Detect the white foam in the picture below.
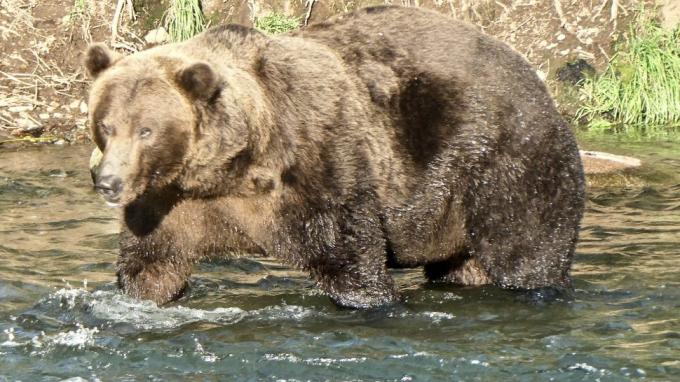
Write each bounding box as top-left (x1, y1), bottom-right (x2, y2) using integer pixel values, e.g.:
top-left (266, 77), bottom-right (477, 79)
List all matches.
top-left (263, 353), bottom-right (366, 366)
top-left (568, 363), bottom-right (607, 375)
top-left (194, 338), bottom-right (218, 363)
top-left (264, 353), bottom-right (302, 363)
top-left (88, 291), bottom-right (246, 330)
top-left (303, 356), bottom-right (367, 366)
top-left (1, 327), bottom-right (20, 347)
top-left (421, 311), bottom-right (455, 323)
top-left (469, 359), bottom-right (490, 367)
top-left (45, 287), bottom-right (318, 331)
top-left (254, 304), bottom-right (314, 321)
top-left (49, 324), bottom-right (98, 349)
top-left (52, 286), bottom-right (87, 310)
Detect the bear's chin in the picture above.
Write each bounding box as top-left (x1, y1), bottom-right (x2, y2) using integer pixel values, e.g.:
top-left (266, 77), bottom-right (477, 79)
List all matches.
top-left (101, 189), bottom-right (145, 209)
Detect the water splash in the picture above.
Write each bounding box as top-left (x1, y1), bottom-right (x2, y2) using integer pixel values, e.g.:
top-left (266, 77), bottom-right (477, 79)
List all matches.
top-left (40, 287), bottom-right (321, 331)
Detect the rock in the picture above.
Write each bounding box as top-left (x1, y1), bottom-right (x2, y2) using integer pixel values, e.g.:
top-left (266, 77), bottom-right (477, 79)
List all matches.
top-left (39, 113), bottom-right (50, 120)
top-left (69, 100), bottom-right (79, 109)
top-left (76, 117), bottom-right (87, 130)
top-left (8, 105), bottom-right (32, 113)
top-left (536, 69), bottom-right (547, 82)
top-left (580, 151), bottom-right (641, 175)
top-left (144, 27), bottom-right (169, 45)
top-left (575, 49), bottom-right (595, 61)
top-left (79, 101), bottom-right (88, 114)
top-left (16, 117), bottom-right (40, 131)
top-left (556, 59), bottom-right (595, 85)
top-left (575, 27), bottom-right (599, 45)
top-left (201, 0), bottom-right (223, 15)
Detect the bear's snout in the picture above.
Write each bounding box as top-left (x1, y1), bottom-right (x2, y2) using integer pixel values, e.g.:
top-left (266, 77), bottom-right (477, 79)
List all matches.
top-left (94, 174), bottom-right (123, 205)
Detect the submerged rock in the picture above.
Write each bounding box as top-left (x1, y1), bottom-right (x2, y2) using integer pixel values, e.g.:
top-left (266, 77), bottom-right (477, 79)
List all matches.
top-left (580, 150), bottom-right (645, 188)
top-left (580, 151), bottom-right (641, 175)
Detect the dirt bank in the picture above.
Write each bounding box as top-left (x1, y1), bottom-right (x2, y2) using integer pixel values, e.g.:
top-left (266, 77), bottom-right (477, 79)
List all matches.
top-left (0, 0), bottom-right (654, 144)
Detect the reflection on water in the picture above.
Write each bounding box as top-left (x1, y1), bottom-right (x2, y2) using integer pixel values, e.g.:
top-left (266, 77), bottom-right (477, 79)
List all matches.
top-left (0, 143), bottom-right (679, 380)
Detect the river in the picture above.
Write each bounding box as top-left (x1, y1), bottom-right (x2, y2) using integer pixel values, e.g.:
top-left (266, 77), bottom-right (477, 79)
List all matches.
top-left (0, 142), bottom-right (678, 380)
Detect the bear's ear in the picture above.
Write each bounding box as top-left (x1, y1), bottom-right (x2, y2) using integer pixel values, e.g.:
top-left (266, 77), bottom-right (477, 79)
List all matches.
top-left (84, 43), bottom-right (121, 78)
top-left (176, 62), bottom-right (221, 101)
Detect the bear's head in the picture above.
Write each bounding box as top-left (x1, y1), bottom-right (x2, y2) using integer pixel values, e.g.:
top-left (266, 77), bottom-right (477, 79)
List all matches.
top-left (85, 44), bottom-right (272, 206)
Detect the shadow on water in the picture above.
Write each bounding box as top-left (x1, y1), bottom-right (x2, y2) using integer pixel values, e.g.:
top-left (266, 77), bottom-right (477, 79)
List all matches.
top-left (0, 142), bottom-right (679, 380)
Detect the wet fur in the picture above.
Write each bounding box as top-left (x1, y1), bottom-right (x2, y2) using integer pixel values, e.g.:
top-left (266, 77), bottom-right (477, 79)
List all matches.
top-left (87, 6), bottom-right (585, 307)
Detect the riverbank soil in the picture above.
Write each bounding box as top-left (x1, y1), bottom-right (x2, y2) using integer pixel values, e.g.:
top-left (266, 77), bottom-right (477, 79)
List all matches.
top-left (0, 0), bottom-right (656, 143)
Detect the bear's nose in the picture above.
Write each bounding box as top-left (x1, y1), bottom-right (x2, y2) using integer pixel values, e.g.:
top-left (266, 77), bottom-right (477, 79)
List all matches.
top-left (94, 175), bottom-right (122, 200)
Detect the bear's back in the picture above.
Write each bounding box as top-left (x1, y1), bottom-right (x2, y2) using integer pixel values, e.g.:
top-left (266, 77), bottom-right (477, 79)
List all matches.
top-left (294, 6), bottom-right (568, 171)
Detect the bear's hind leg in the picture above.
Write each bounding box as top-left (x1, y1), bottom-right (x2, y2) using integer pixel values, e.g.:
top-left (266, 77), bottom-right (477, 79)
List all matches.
top-left (424, 252), bottom-right (492, 286)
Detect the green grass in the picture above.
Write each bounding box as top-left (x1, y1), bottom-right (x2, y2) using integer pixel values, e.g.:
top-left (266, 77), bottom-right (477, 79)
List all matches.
top-left (72, 0), bottom-right (86, 14)
top-left (164, 0), bottom-right (206, 42)
top-left (254, 13), bottom-right (300, 35)
top-left (576, 13), bottom-right (680, 140)
top-left (70, 0), bottom-right (89, 19)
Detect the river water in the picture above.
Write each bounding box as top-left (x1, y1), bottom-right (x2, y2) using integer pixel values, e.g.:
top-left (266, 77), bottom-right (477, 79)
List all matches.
top-left (0, 143), bottom-right (678, 381)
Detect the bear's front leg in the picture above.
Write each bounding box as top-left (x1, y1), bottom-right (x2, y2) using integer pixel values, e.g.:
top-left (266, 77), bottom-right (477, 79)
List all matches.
top-left (301, 205), bottom-right (400, 309)
top-left (317, 254), bottom-right (399, 309)
top-left (116, 230), bottom-right (194, 305)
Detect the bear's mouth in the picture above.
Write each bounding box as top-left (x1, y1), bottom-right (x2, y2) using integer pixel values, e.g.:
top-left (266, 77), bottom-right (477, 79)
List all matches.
top-left (94, 179), bottom-right (123, 207)
top-left (97, 190), bottom-right (122, 207)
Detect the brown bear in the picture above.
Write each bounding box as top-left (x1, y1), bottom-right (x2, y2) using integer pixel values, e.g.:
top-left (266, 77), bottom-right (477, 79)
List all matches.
top-left (85, 5), bottom-right (585, 308)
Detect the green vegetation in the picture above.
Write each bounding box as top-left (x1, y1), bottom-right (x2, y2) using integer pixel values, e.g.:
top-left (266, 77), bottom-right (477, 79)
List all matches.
top-left (576, 14), bottom-right (680, 140)
top-left (0, 136), bottom-right (59, 145)
top-left (70, 0), bottom-right (89, 19)
top-left (164, 0), bottom-right (206, 42)
top-left (254, 13), bottom-right (300, 35)
top-left (72, 0), bottom-right (86, 14)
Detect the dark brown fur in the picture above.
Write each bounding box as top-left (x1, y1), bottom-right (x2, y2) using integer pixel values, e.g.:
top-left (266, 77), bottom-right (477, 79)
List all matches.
top-left (86, 6), bottom-right (585, 308)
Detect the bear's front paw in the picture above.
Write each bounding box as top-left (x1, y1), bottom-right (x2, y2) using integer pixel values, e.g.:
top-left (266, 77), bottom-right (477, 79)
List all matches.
top-left (117, 269), bottom-right (188, 305)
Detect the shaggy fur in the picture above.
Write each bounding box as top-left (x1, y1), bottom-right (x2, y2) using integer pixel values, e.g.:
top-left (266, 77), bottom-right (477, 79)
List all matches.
top-left (86, 6), bottom-right (585, 308)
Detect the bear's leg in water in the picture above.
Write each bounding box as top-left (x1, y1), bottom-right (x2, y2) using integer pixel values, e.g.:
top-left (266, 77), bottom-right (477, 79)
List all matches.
top-left (294, 194), bottom-right (400, 309)
top-left (424, 251), bottom-right (492, 286)
top-left (116, 230), bottom-right (194, 304)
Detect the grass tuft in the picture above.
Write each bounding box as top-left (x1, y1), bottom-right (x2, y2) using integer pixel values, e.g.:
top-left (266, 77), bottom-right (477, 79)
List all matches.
top-left (576, 12), bottom-right (680, 139)
top-left (254, 13), bottom-right (300, 35)
top-left (72, 0), bottom-right (86, 14)
top-left (70, 0), bottom-right (90, 20)
top-left (164, 0), bottom-right (206, 42)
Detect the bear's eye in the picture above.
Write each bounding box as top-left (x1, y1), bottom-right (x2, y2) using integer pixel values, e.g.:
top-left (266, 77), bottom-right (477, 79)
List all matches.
top-left (139, 128), bottom-right (152, 138)
top-left (100, 123), bottom-right (114, 136)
